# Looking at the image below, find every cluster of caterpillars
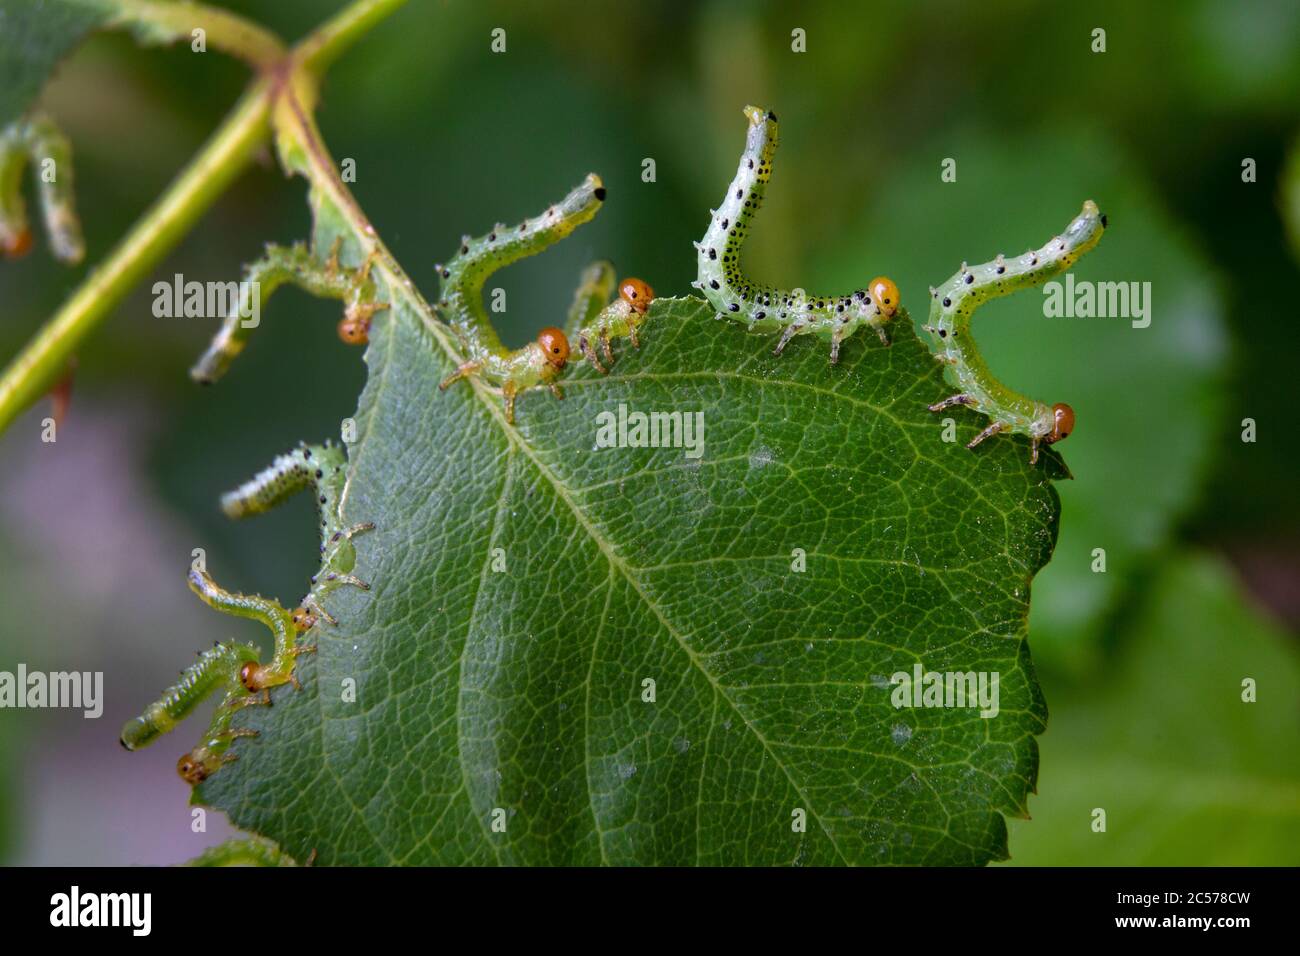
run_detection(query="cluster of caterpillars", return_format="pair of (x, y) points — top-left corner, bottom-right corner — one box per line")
(122, 159), (661, 783)
(696, 105), (1105, 463)
(187, 176), (657, 425)
(433, 173), (656, 423)
(120, 441), (373, 784)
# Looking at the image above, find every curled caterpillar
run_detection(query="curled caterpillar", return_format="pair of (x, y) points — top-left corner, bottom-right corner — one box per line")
(191, 240), (388, 384)
(922, 201), (1107, 464)
(694, 106), (900, 363)
(117, 566), (307, 786)
(124, 439), (373, 783)
(220, 440), (374, 626)
(119, 568), (313, 784)
(0, 114), (84, 263)
(185, 568), (313, 695)
(434, 176), (656, 422)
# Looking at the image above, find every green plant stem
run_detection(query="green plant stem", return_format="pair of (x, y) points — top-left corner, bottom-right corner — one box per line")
(0, 0), (408, 434)
(296, 0), (410, 75)
(0, 85), (271, 432)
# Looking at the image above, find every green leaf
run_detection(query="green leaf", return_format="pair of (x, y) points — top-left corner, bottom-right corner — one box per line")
(0, 0), (108, 126)
(1004, 553), (1300, 866)
(198, 291), (1064, 865)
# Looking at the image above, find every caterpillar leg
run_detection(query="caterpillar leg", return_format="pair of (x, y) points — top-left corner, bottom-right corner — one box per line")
(330, 521), (375, 546)
(303, 598), (338, 627)
(318, 572), (370, 591)
(928, 394), (975, 413)
(773, 319), (808, 356)
(0, 114), (84, 263)
(829, 325), (852, 364)
(502, 380), (518, 424)
(577, 331), (608, 374)
(966, 421), (1003, 450)
(439, 360), (481, 391)
(227, 688), (272, 709)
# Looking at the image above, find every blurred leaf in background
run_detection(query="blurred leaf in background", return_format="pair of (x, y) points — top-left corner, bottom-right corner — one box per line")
(1005, 554), (1300, 866)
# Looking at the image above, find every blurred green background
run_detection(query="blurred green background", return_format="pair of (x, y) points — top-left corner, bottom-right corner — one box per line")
(0, 0), (1296, 865)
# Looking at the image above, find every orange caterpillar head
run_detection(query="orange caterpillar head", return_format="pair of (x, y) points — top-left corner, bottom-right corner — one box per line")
(291, 607), (317, 631)
(619, 278), (655, 315)
(3, 228), (33, 259)
(337, 314), (371, 346)
(537, 327), (570, 370)
(177, 752), (209, 784)
(867, 277), (900, 318)
(1045, 403), (1075, 445)
(239, 662), (268, 693)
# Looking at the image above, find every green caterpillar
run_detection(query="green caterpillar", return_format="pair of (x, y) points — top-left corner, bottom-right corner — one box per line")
(693, 106), (901, 363)
(119, 640), (259, 752)
(562, 261), (654, 374)
(434, 175), (656, 422)
(121, 441), (373, 783)
(220, 440), (373, 623)
(118, 568), (311, 783)
(191, 240), (388, 383)
(184, 836), (303, 867)
(0, 113), (84, 263)
(922, 201), (1107, 464)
